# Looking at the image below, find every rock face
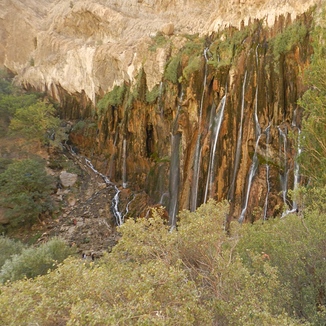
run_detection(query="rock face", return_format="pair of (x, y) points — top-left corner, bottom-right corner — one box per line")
(1, 0), (319, 100)
(0, 0), (322, 222)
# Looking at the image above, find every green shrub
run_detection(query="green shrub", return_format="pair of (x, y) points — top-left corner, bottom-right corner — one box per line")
(97, 84), (126, 115)
(9, 101), (60, 142)
(237, 209), (326, 324)
(0, 201), (301, 325)
(0, 236), (24, 270)
(146, 84), (160, 104)
(0, 159), (56, 227)
(272, 22), (308, 61)
(164, 55), (180, 83)
(148, 32), (169, 52)
(183, 56), (202, 81)
(0, 237), (74, 283)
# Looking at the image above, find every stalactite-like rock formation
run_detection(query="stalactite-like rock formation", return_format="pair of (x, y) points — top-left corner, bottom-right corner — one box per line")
(0, 0), (321, 222)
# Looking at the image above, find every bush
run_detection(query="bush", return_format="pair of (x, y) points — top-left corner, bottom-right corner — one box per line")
(272, 22), (308, 61)
(0, 159), (56, 227)
(164, 55), (181, 84)
(0, 237), (74, 283)
(183, 56), (202, 81)
(0, 201), (302, 325)
(237, 209), (326, 324)
(148, 32), (169, 52)
(97, 84), (126, 115)
(0, 236), (24, 270)
(9, 101), (60, 142)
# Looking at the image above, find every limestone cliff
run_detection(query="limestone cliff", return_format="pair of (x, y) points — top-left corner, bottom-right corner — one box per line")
(1, 0), (320, 100)
(0, 0), (322, 223)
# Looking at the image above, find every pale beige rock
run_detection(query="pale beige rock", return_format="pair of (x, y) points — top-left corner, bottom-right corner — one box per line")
(0, 0), (321, 102)
(161, 23), (174, 36)
(60, 171), (78, 188)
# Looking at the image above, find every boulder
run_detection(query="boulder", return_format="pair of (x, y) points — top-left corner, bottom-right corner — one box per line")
(60, 171), (78, 188)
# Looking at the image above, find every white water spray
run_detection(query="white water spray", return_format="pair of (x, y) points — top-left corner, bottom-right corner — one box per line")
(204, 94), (226, 203)
(229, 71), (247, 200)
(122, 138), (127, 189)
(190, 48), (209, 211)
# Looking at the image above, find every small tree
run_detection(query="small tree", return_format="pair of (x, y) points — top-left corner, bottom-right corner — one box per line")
(0, 159), (56, 227)
(9, 101), (60, 143)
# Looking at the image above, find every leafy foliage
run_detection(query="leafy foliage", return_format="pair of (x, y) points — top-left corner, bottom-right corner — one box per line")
(0, 236), (25, 270)
(146, 84), (160, 104)
(0, 237), (74, 283)
(148, 32), (170, 52)
(0, 159), (56, 227)
(0, 200), (308, 325)
(9, 101), (60, 142)
(237, 209), (326, 325)
(164, 55), (181, 83)
(298, 10), (326, 186)
(0, 71), (41, 137)
(0, 71), (14, 95)
(272, 21), (308, 61)
(183, 56), (202, 81)
(97, 84), (126, 115)
(208, 27), (249, 68)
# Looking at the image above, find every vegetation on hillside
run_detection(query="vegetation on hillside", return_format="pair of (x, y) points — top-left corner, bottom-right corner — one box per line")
(0, 71), (61, 230)
(0, 159), (56, 227)
(0, 5), (326, 326)
(0, 200), (325, 325)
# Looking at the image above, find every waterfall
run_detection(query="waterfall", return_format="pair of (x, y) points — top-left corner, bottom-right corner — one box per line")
(292, 128), (302, 211)
(281, 128), (301, 217)
(123, 194), (135, 220)
(190, 135), (202, 212)
(168, 87), (183, 228)
(239, 135), (261, 222)
(122, 138), (127, 189)
(263, 123), (271, 220)
(84, 158), (123, 225)
(168, 133), (181, 229)
(239, 69), (261, 222)
(204, 94), (226, 203)
(172, 87), (184, 134)
(228, 71), (248, 201)
(263, 164), (270, 220)
(278, 126), (289, 206)
(189, 48), (209, 211)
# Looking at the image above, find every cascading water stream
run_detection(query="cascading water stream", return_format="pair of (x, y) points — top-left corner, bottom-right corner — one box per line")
(168, 133), (181, 229)
(263, 123), (271, 220)
(123, 194), (135, 220)
(204, 94), (226, 203)
(239, 72), (262, 222)
(84, 158), (123, 225)
(122, 138), (127, 189)
(292, 128), (302, 211)
(281, 127), (301, 217)
(278, 126), (289, 206)
(190, 47), (209, 212)
(65, 143), (124, 225)
(168, 87), (183, 228)
(238, 135), (261, 222)
(228, 71), (247, 201)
